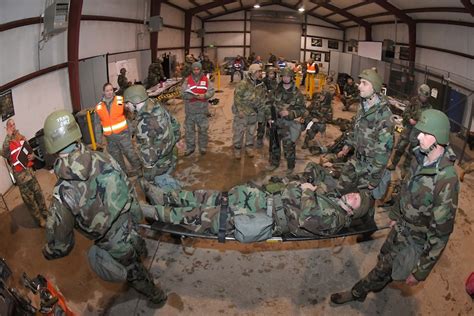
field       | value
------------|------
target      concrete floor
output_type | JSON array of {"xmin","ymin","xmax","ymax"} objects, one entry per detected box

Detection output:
[{"xmin": 1, "ymin": 76, "xmax": 473, "ymax": 315}]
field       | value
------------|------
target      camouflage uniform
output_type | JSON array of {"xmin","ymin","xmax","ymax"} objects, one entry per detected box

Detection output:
[
  {"xmin": 181, "ymin": 62, "xmax": 193, "ymax": 79},
  {"xmin": 390, "ymin": 96, "xmax": 432, "ymax": 173},
  {"xmin": 232, "ymin": 73, "xmax": 266, "ymax": 152},
  {"xmin": 117, "ymin": 71, "xmax": 130, "ymax": 96},
  {"xmin": 302, "ymin": 91, "xmax": 333, "ymax": 150},
  {"xmin": 146, "ymin": 61, "xmax": 164, "ymax": 89},
  {"xmin": 349, "ymin": 146, "xmax": 459, "ymax": 300},
  {"xmin": 135, "ymin": 98, "xmax": 181, "ymax": 183},
  {"xmin": 201, "ymin": 59, "xmax": 215, "ymax": 75},
  {"xmin": 1, "ymin": 134, "xmax": 48, "ymax": 226},
  {"xmin": 94, "ymin": 97, "xmax": 141, "ymax": 177},
  {"xmin": 43, "ymin": 143, "xmax": 165, "ymax": 303},
  {"xmin": 265, "ymin": 81, "xmax": 306, "ymax": 170},
  {"xmin": 144, "ymin": 164, "xmax": 368, "ymax": 237},
  {"xmin": 341, "ymin": 82, "xmax": 359, "ymax": 111},
  {"xmin": 337, "ymin": 94, "xmax": 394, "ymax": 195},
  {"xmin": 181, "ymin": 67, "xmax": 215, "ymax": 153},
  {"xmin": 257, "ymin": 72, "xmax": 279, "ymax": 145}
]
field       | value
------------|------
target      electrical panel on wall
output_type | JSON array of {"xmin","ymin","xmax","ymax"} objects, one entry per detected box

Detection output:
[
  {"xmin": 149, "ymin": 16, "xmax": 163, "ymax": 32},
  {"xmin": 43, "ymin": 0, "xmax": 70, "ymax": 37}
]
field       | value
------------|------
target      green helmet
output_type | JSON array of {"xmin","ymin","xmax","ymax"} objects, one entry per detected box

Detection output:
[
  {"xmin": 418, "ymin": 84, "xmax": 430, "ymax": 97},
  {"xmin": 266, "ymin": 66, "xmax": 277, "ymax": 74},
  {"xmin": 359, "ymin": 68, "xmax": 383, "ymax": 93},
  {"xmin": 280, "ymin": 67, "xmax": 294, "ymax": 78},
  {"xmin": 248, "ymin": 63, "xmax": 262, "ymax": 74},
  {"xmin": 43, "ymin": 110, "xmax": 82, "ymax": 154},
  {"xmin": 415, "ymin": 109, "xmax": 450, "ymax": 145},
  {"xmin": 124, "ymin": 85, "xmax": 148, "ymax": 104}
]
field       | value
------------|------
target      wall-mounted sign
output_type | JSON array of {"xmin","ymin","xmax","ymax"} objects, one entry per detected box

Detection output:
[
  {"xmin": 328, "ymin": 40, "xmax": 339, "ymax": 49},
  {"xmin": 311, "ymin": 37, "xmax": 322, "ymax": 47},
  {"xmin": 0, "ymin": 90, "xmax": 15, "ymax": 122}
]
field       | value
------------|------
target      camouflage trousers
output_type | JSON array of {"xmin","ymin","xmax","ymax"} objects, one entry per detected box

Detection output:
[
  {"xmin": 185, "ymin": 112, "xmax": 209, "ymax": 151},
  {"xmin": 256, "ymin": 112, "xmax": 266, "ymax": 142},
  {"xmin": 233, "ymin": 113, "xmax": 257, "ymax": 149},
  {"xmin": 96, "ymin": 212, "xmax": 164, "ymax": 302},
  {"xmin": 391, "ymin": 126, "xmax": 419, "ymax": 174},
  {"xmin": 270, "ymin": 119, "xmax": 301, "ymax": 169},
  {"xmin": 336, "ymin": 157, "xmax": 390, "ymax": 200},
  {"xmin": 15, "ymin": 169, "xmax": 48, "ymax": 225},
  {"xmin": 106, "ymin": 131, "xmax": 141, "ymax": 177}
]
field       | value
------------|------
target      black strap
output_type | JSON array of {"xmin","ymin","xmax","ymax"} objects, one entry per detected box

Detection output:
[{"xmin": 218, "ymin": 192, "xmax": 229, "ymax": 243}]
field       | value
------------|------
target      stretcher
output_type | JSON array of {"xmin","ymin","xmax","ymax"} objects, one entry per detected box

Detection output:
[{"xmin": 139, "ymin": 218, "xmax": 390, "ymax": 243}]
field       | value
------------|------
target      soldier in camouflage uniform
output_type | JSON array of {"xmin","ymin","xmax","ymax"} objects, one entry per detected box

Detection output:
[
  {"xmin": 117, "ymin": 68, "xmax": 131, "ymax": 96},
  {"xmin": 331, "ymin": 109, "xmax": 459, "ymax": 305},
  {"xmin": 256, "ymin": 67, "xmax": 279, "ymax": 148},
  {"xmin": 124, "ymin": 85, "xmax": 181, "ymax": 190},
  {"xmin": 265, "ymin": 67, "xmax": 306, "ymax": 174},
  {"xmin": 42, "ymin": 110, "xmax": 167, "ymax": 307},
  {"xmin": 180, "ymin": 54, "xmax": 194, "ymax": 79},
  {"xmin": 145, "ymin": 59, "xmax": 164, "ymax": 89},
  {"xmin": 341, "ymin": 77, "xmax": 359, "ymax": 111},
  {"xmin": 181, "ymin": 62, "xmax": 215, "ymax": 155},
  {"xmin": 1, "ymin": 119, "xmax": 48, "ymax": 227},
  {"xmin": 301, "ymin": 91, "xmax": 333, "ymax": 153},
  {"xmin": 388, "ymin": 84, "xmax": 432, "ymax": 176},
  {"xmin": 142, "ymin": 162, "xmax": 373, "ymax": 238},
  {"xmin": 232, "ymin": 64, "xmax": 266, "ymax": 159},
  {"xmin": 201, "ymin": 54, "xmax": 215, "ymax": 78},
  {"xmin": 336, "ymin": 69, "xmax": 394, "ymax": 199},
  {"xmin": 322, "ymin": 76, "xmax": 338, "ymax": 96}
]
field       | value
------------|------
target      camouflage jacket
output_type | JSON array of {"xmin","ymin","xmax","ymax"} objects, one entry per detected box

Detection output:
[
  {"xmin": 43, "ymin": 143, "xmax": 141, "ymax": 259},
  {"xmin": 346, "ymin": 94, "xmax": 394, "ymax": 186},
  {"xmin": 265, "ymin": 82, "xmax": 306, "ymax": 120},
  {"xmin": 402, "ymin": 96, "xmax": 432, "ymax": 126},
  {"xmin": 117, "ymin": 74, "xmax": 129, "ymax": 90},
  {"xmin": 282, "ymin": 181, "xmax": 349, "ymax": 236},
  {"xmin": 201, "ymin": 60, "xmax": 215, "ymax": 74},
  {"xmin": 263, "ymin": 77, "xmax": 278, "ymax": 92},
  {"xmin": 233, "ymin": 74, "xmax": 267, "ymax": 115},
  {"xmin": 181, "ymin": 72, "xmax": 215, "ymax": 114},
  {"xmin": 306, "ymin": 94, "xmax": 333, "ymax": 123},
  {"xmin": 136, "ymin": 99, "xmax": 181, "ymax": 179},
  {"xmin": 181, "ymin": 62, "xmax": 192, "ymax": 78},
  {"xmin": 389, "ymin": 146, "xmax": 459, "ymax": 281},
  {"xmin": 1, "ymin": 133, "xmax": 35, "ymax": 184},
  {"xmin": 343, "ymin": 83, "xmax": 358, "ymax": 98}
]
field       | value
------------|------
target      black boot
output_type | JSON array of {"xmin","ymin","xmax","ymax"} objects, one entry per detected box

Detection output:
[{"xmin": 330, "ymin": 291, "xmax": 359, "ymax": 305}]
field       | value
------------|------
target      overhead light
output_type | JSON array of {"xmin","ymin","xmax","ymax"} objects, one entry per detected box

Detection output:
[
  {"xmin": 298, "ymin": 7, "xmax": 305, "ymax": 12},
  {"xmin": 254, "ymin": 3, "xmax": 260, "ymax": 8}
]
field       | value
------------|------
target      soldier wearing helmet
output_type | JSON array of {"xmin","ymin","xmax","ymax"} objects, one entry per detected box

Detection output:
[
  {"xmin": 265, "ymin": 67, "xmax": 306, "ymax": 174},
  {"xmin": 232, "ymin": 63, "xmax": 266, "ymax": 159},
  {"xmin": 336, "ymin": 68, "xmax": 394, "ymax": 201},
  {"xmin": 388, "ymin": 83, "xmax": 433, "ymax": 176},
  {"xmin": 332, "ymin": 109, "xmax": 459, "ymax": 305},
  {"xmin": 42, "ymin": 110, "xmax": 167, "ymax": 307},
  {"xmin": 255, "ymin": 66, "xmax": 279, "ymax": 148},
  {"xmin": 117, "ymin": 67, "xmax": 131, "ymax": 95},
  {"xmin": 145, "ymin": 59, "xmax": 165, "ymax": 89},
  {"xmin": 123, "ymin": 85, "xmax": 181, "ymax": 190}
]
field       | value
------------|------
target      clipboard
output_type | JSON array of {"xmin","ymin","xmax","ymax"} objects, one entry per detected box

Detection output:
[{"xmin": 16, "ymin": 141, "xmax": 33, "ymax": 169}]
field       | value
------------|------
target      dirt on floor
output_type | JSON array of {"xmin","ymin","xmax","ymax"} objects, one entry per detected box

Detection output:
[{"xmin": 1, "ymin": 76, "xmax": 473, "ymax": 315}]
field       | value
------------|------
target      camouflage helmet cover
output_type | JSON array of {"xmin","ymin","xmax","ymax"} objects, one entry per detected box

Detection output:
[{"xmin": 124, "ymin": 85, "xmax": 148, "ymax": 104}]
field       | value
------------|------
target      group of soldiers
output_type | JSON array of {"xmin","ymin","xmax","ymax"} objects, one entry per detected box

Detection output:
[{"xmin": 1, "ymin": 52, "xmax": 461, "ymax": 309}]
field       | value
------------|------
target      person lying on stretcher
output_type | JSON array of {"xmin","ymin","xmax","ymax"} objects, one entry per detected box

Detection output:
[{"xmin": 141, "ymin": 163, "xmax": 373, "ymax": 242}]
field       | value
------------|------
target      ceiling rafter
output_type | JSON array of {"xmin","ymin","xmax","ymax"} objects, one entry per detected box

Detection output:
[
  {"xmin": 276, "ymin": 1, "xmax": 345, "ymax": 28},
  {"xmin": 188, "ymin": 0, "xmax": 238, "ymax": 15},
  {"xmin": 460, "ymin": 0, "xmax": 474, "ymax": 17},
  {"xmin": 313, "ymin": 1, "xmax": 371, "ymax": 28},
  {"xmin": 372, "ymin": 0, "xmax": 414, "ymax": 25},
  {"xmin": 323, "ymin": 0, "xmax": 376, "ymax": 18},
  {"xmin": 202, "ymin": 1, "xmax": 344, "ymax": 29}
]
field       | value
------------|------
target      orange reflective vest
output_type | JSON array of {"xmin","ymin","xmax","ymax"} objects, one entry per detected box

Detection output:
[
  {"xmin": 9, "ymin": 139, "xmax": 33, "ymax": 172},
  {"xmin": 187, "ymin": 75, "xmax": 209, "ymax": 102},
  {"xmin": 95, "ymin": 96, "xmax": 128, "ymax": 136},
  {"xmin": 307, "ymin": 63, "xmax": 318, "ymax": 74}
]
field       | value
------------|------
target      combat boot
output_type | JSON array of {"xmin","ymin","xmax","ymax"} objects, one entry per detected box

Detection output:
[
  {"xmin": 234, "ymin": 148, "xmax": 241, "ymax": 160},
  {"xmin": 330, "ymin": 291, "xmax": 360, "ymax": 305},
  {"xmin": 255, "ymin": 138, "xmax": 264, "ymax": 148},
  {"xmin": 245, "ymin": 147, "xmax": 254, "ymax": 158},
  {"xmin": 149, "ymin": 287, "xmax": 168, "ymax": 308}
]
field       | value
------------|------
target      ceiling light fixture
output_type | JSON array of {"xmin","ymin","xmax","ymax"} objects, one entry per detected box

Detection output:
[
  {"xmin": 298, "ymin": 7, "xmax": 305, "ymax": 12},
  {"xmin": 254, "ymin": 3, "xmax": 260, "ymax": 9}
]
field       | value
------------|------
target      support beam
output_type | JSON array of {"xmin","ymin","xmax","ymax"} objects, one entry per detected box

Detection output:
[
  {"xmin": 373, "ymin": 0, "xmax": 416, "ymax": 62},
  {"xmin": 150, "ymin": 0, "xmax": 162, "ymax": 63},
  {"xmin": 189, "ymin": 0, "xmax": 237, "ymax": 15},
  {"xmin": 243, "ymin": 10, "xmax": 247, "ymax": 58},
  {"xmin": 184, "ymin": 11, "xmax": 192, "ymax": 54},
  {"xmin": 67, "ymin": 0, "xmax": 83, "ymax": 113},
  {"xmin": 460, "ymin": 0, "xmax": 474, "ymax": 17}
]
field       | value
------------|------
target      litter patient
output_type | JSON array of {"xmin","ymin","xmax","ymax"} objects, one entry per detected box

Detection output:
[{"xmin": 141, "ymin": 163, "xmax": 373, "ymax": 242}]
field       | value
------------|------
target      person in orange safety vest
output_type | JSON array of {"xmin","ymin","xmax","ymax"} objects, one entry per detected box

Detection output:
[{"xmin": 94, "ymin": 82, "xmax": 141, "ymax": 177}]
